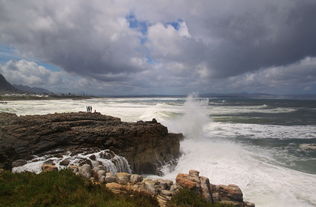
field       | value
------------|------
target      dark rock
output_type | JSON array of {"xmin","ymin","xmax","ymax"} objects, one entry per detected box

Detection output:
[
  {"xmin": 12, "ymin": 159, "xmax": 27, "ymax": 167},
  {"xmin": 89, "ymin": 154, "xmax": 96, "ymax": 160},
  {"xmin": 0, "ymin": 112, "xmax": 182, "ymax": 174},
  {"xmin": 60, "ymin": 158, "xmax": 70, "ymax": 166}
]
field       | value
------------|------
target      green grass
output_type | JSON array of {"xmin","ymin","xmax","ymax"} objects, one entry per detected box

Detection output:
[
  {"xmin": 0, "ymin": 170, "xmax": 158, "ymax": 207},
  {"xmin": 168, "ymin": 188, "xmax": 233, "ymax": 207},
  {"xmin": 0, "ymin": 170, "xmax": 233, "ymax": 207}
]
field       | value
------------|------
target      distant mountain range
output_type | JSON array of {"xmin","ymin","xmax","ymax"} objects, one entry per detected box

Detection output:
[
  {"xmin": 0, "ymin": 73, "xmax": 53, "ymax": 95},
  {"xmin": 0, "ymin": 74, "xmax": 18, "ymax": 93},
  {"xmin": 13, "ymin": 84, "xmax": 52, "ymax": 94}
]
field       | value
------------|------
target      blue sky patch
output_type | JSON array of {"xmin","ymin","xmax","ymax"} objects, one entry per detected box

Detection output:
[
  {"xmin": 0, "ymin": 44, "xmax": 61, "ymax": 71},
  {"xmin": 126, "ymin": 14, "xmax": 148, "ymax": 35},
  {"xmin": 165, "ymin": 19, "xmax": 183, "ymax": 30}
]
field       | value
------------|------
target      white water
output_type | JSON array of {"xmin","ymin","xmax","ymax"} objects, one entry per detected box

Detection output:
[
  {"xmin": 1, "ymin": 97, "xmax": 316, "ymax": 207},
  {"xmin": 12, "ymin": 150, "xmax": 131, "ymax": 174}
]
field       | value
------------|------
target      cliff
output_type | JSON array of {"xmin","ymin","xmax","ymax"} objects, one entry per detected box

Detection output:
[{"xmin": 0, "ymin": 112, "xmax": 182, "ymax": 174}]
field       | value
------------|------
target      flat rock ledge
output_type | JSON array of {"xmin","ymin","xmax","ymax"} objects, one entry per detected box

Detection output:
[
  {"xmin": 0, "ymin": 112, "xmax": 182, "ymax": 174},
  {"xmin": 46, "ymin": 162, "xmax": 254, "ymax": 207}
]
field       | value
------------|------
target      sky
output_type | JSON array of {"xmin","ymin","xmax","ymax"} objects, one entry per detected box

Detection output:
[{"xmin": 0, "ymin": 0, "xmax": 316, "ymax": 96}]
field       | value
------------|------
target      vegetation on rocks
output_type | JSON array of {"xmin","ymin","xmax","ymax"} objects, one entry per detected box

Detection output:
[
  {"xmin": 0, "ymin": 170, "xmax": 158, "ymax": 207},
  {"xmin": 168, "ymin": 188, "xmax": 232, "ymax": 207}
]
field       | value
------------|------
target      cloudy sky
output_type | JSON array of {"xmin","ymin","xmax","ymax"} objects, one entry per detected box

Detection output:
[{"xmin": 0, "ymin": 0, "xmax": 316, "ymax": 95}]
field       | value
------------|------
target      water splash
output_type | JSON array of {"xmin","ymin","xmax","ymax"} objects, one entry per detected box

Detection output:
[
  {"xmin": 12, "ymin": 149, "xmax": 131, "ymax": 174},
  {"xmin": 171, "ymin": 94, "xmax": 210, "ymax": 139}
]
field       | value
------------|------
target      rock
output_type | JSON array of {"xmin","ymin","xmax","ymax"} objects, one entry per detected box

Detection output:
[
  {"xmin": 176, "ymin": 173, "xmax": 198, "ymax": 190},
  {"xmin": 89, "ymin": 154, "xmax": 96, "ymax": 160},
  {"xmin": 219, "ymin": 200, "xmax": 243, "ymax": 207},
  {"xmin": 244, "ymin": 201, "xmax": 256, "ymax": 207},
  {"xmin": 105, "ymin": 172, "xmax": 116, "ymax": 183},
  {"xmin": 217, "ymin": 184, "xmax": 243, "ymax": 202},
  {"xmin": 143, "ymin": 179, "xmax": 158, "ymax": 195},
  {"xmin": 189, "ymin": 169, "xmax": 200, "ymax": 177},
  {"xmin": 41, "ymin": 163, "xmax": 58, "ymax": 172},
  {"xmin": 156, "ymin": 194, "xmax": 171, "ymax": 207},
  {"xmin": 60, "ymin": 158, "xmax": 70, "ymax": 166},
  {"xmin": 101, "ymin": 170, "xmax": 254, "ymax": 207},
  {"xmin": 160, "ymin": 190, "xmax": 173, "ymax": 196},
  {"xmin": 170, "ymin": 184, "xmax": 179, "ymax": 192},
  {"xmin": 99, "ymin": 175, "xmax": 106, "ymax": 183},
  {"xmin": 116, "ymin": 172, "xmax": 130, "ymax": 185},
  {"xmin": 130, "ymin": 174, "xmax": 143, "ymax": 184},
  {"xmin": 106, "ymin": 182, "xmax": 125, "ymax": 194},
  {"xmin": 68, "ymin": 164, "xmax": 78, "ymax": 173},
  {"xmin": 78, "ymin": 164, "xmax": 92, "ymax": 178},
  {"xmin": 200, "ymin": 176, "xmax": 213, "ymax": 202},
  {"xmin": 157, "ymin": 179, "xmax": 173, "ymax": 190},
  {"xmin": 12, "ymin": 159, "xmax": 27, "ymax": 167},
  {"xmin": 0, "ymin": 112, "xmax": 182, "ymax": 174},
  {"xmin": 97, "ymin": 170, "xmax": 106, "ymax": 179}
]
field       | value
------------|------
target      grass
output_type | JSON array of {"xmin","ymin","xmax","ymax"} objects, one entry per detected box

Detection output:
[
  {"xmin": 0, "ymin": 170, "xmax": 233, "ymax": 207},
  {"xmin": 168, "ymin": 188, "xmax": 233, "ymax": 207},
  {"xmin": 0, "ymin": 170, "xmax": 158, "ymax": 207}
]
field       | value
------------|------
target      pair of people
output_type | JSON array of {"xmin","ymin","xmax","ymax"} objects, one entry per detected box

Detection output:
[{"xmin": 86, "ymin": 106, "xmax": 93, "ymax": 112}]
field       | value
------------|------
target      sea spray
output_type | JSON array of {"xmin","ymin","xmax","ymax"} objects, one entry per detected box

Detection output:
[{"xmin": 168, "ymin": 94, "xmax": 210, "ymax": 139}]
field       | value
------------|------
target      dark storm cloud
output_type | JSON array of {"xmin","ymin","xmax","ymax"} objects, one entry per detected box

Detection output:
[
  {"xmin": 0, "ymin": 0, "xmax": 145, "ymax": 81},
  {"xmin": 206, "ymin": 0, "xmax": 316, "ymax": 77},
  {"xmin": 0, "ymin": 0, "xmax": 315, "ymax": 94}
]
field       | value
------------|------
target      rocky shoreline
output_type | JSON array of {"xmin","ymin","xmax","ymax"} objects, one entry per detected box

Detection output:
[
  {"xmin": 0, "ymin": 112, "xmax": 182, "ymax": 174},
  {"xmin": 38, "ymin": 161, "xmax": 254, "ymax": 207},
  {"xmin": 0, "ymin": 111, "xmax": 255, "ymax": 206}
]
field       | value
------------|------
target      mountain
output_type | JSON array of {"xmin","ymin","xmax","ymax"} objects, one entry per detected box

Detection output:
[
  {"xmin": 13, "ymin": 84, "xmax": 53, "ymax": 94},
  {"xmin": 0, "ymin": 74, "xmax": 18, "ymax": 93}
]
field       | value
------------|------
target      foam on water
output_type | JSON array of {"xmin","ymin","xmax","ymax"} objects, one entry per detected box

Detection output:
[
  {"xmin": 162, "ymin": 138, "xmax": 316, "ymax": 207},
  {"xmin": 206, "ymin": 122, "xmax": 316, "ymax": 139},
  {"xmin": 160, "ymin": 96, "xmax": 316, "ymax": 207},
  {"xmin": 13, "ymin": 150, "xmax": 131, "ymax": 174}
]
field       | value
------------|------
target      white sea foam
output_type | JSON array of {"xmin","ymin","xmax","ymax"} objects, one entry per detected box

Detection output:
[
  {"xmin": 12, "ymin": 150, "xmax": 131, "ymax": 174},
  {"xmin": 162, "ymin": 138, "xmax": 316, "ymax": 207},
  {"xmin": 206, "ymin": 122, "xmax": 316, "ymax": 139}
]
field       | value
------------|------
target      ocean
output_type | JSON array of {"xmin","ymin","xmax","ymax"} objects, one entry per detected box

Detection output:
[{"xmin": 1, "ymin": 95, "xmax": 316, "ymax": 207}]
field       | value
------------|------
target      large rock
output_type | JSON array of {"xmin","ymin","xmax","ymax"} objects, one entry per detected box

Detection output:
[
  {"xmin": 0, "ymin": 112, "xmax": 182, "ymax": 174},
  {"xmin": 176, "ymin": 170, "xmax": 255, "ymax": 207}
]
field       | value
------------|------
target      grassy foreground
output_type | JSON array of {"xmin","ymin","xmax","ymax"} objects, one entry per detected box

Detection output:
[{"xmin": 0, "ymin": 170, "xmax": 231, "ymax": 207}]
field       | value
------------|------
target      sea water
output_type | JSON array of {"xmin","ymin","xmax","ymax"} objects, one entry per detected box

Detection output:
[{"xmin": 1, "ymin": 96, "xmax": 316, "ymax": 207}]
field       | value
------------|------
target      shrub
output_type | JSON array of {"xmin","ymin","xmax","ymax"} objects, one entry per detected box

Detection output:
[{"xmin": 168, "ymin": 188, "xmax": 232, "ymax": 207}]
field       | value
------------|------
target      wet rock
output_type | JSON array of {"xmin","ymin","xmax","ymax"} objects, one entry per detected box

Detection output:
[
  {"xmin": 78, "ymin": 164, "xmax": 91, "ymax": 178},
  {"xmin": 12, "ymin": 159, "xmax": 27, "ymax": 167},
  {"xmin": 0, "ymin": 112, "xmax": 182, "ymax": 174},
  {"xmin": 89, "ymin": 154, "xmax": 96, "ymax": 160},
  {"xmin": 41, "ymin": 163, "xmax": 58, "ymax": 172},
  {"xmin": 60, "ymin": 158, "xmax": 70, "ymax": 166}
]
